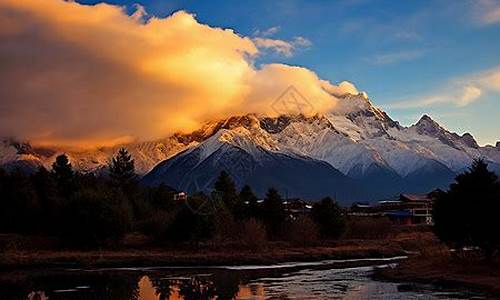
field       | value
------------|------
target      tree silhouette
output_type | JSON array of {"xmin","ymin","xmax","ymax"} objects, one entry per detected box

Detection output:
[
  {"xmin": 239, "ymin": 185, "xmax": 259, "ymax": 219},
  {"xmin": 311, "ymin": 197, "xmax": 346, "ymax": 239},
  {"xmin": 51, "ymin": 154, "xmax": 75, "ymax": 196},
  {"xmin": 433, "ymin": 158, "xmax": 500, "ymax": 259},
  {"xmin": 32, "ymin": 166, "xmax": 60, "ymax": 232},
  {"xmin": 109, "ymin": 148, "xmax": 137, "ymax": 186},
  {"xmin": 262, "ymin": 188, "xmax": 286, "ymax": 238},
  {"xmin": 52, "ymin": 154, "xmax": 73, "ymax": 180},
  {"xmin": 214, "ymin": 171, "xmax": 240, "ymax": 214}
]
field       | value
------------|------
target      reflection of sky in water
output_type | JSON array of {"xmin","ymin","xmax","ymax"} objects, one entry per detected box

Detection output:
[{"xmin": 20, "ymin": 260, "xmax": 489, "ymax": 300}]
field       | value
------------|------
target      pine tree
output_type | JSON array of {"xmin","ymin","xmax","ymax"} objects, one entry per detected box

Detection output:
[
  {"xmin": 239, "ymin": 185, "xmax": 259, "ymax": 219},
  {"xmin": 52, "ymin": 154, "xmax": 73, "ymax": 182},
  {"xmin": 213, "ymin": 171, "xmax": 239, "ymax": 212},
  {"xmin": 311, "ymin": 197, "xmax": 346, "ymax": 239},
  {"xmin": 214, "ymin": 171, "xmax": 237, "ymax": 197},
  {"xmin": 433, "ymin": 158, "xmax": 500, "ymax": 260},
  {"xmin": 51, "ymin": 154, "xmax": 75, "ymax": 196},
  {"xmin": 262, "ymin": 188, "xmax": 286, "ymax": 238},
  {"xmin": 109, "ymin": 148, "xmax": 137, "ymax": 186},
  {"xmin": 32, "ymin": 166, "xmax": 60, "ymax": 231}
]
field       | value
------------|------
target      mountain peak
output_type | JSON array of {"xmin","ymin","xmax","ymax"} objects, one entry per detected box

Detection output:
[
  {"xmin": 412, "ymin": 115, "xmax": 481, "ymax": 150},
  {"xmin": 414, "ymin": 114, "xmax": 443, "ymax": 133},
  {"xmin": 460, "ymin": 132, "xmax": 479, "ymax": 149},
  {"xmin": 417, "ymin": 114, "xmax": 437, "ymax": 125}
]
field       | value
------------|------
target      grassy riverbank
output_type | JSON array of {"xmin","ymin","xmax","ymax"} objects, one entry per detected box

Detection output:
[
  {"xmin": 0, "ymin": 227, "xmax": 435, "ymax": 270},
  {"xmin": 1, "ymin": 239, "xmax": 405, "ymax": 271},
  {"xmin": 7, "ymin": 227, "xmax": 500, "ymax": 296},
  {"xmin": 375, "ymin": 246, "xmax": 500, "ymax": 296}
]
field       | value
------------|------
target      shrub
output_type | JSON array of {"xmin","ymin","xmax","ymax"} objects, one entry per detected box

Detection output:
[
  {"xmin": 166, "ymin": 196, "xmax": 217, "ymax": 242},
  {"xmin": 241, "ymin": 218, "xmax": 267, "ymax": 250},
  {"xmin": 137, "ymin": 209, "xmax": 174, "ymax": 239},
  {"xmin": 286, "ymin": 216, "xmax": 319, "ymax": 246},
  {"xmin": 212, "ymin": 207, "xmax": 240, "ymax": 241},
  {"xmin": 344, "ymin": 217, "xmax": 393, "ymax": 239},
  {"xmin": 58, "ymin": 188, "xmax": 133, "ymax": 247}
]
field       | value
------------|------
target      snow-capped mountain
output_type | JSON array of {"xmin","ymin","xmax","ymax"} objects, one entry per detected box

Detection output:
[
  {"xmin": 2, "ymin": 92, "xmax": 499, "ymax": 203},
  {"xmin": 143, "ymin": 93, "xmax": 500, "ymax": 202}
]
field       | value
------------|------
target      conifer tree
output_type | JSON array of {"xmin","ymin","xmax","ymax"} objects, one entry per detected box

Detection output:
[
  {"xmin": 311, "ymin": 197, "xmax": 345, "ymax": 239},
  {"xmin": 51, "ymin": 154, "xmax": 75, "ymax": 196},
  {"xmin": 239, "ymin": 184, "xmax": 259, "ymax": 219},
  {"xmin": 214, "ymin": 170, "xmax": 239, "ymax": 213},
  {"xmin": 262, "ymin": 188, "xmax": 286, "ymax": 238},
  {"xmin": 109, "ymin": 148, "xmax": 137, "ymax": 186},
  {"xmin": 434, "ymin": 158, "xmax": 500, "ymax": 259}
]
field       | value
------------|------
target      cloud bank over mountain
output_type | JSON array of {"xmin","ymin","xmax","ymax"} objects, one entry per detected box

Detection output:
[{"xmin": 0, "ymin": 0, "xmax": 359, "ymax": 148}]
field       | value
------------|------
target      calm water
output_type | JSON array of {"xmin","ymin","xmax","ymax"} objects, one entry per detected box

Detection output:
[{"xmin": 1, "ymin": 257, "xmax": 490, "ymax": 300}]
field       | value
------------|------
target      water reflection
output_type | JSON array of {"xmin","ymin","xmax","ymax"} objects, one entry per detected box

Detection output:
[{"xmin": 3, "ymin": 260, "xmax": 491, "ymax": 300}]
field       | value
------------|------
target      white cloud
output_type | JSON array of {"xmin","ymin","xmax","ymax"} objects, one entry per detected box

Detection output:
[
  {"xmin": 254, "ymin": 26, "xmax": 281, "ymax": 37},
  {"xmin": 252, "ymin": 26, "xmax": 311, "ymax": 57},
  {"xmin": 253, "ymin": 36, "xmax": 312, "ymax": 57},
  {"xmin": 293, "ymin": 36, "xmax": 312, "ymax": 47},
  {"xmin": 458, "ymin": 85, "xmax": 482, "ymax": 106},
  {"xmin": 253, "ymin": 37, "xmax": 295, "ymax": 57},
  {"xmin": 387, "ymin": 67, "xmax": 500, "ymax": 109}
]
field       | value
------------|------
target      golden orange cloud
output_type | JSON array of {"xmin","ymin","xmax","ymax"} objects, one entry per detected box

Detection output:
[{"xmin": 0, "ymin": 0, "xmax": 359, "ymax": 148}]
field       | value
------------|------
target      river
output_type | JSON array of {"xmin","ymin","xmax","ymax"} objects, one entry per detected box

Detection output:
[{"xmin": 1, "ymin": 256, "xmax": 490, "ymax": 299}]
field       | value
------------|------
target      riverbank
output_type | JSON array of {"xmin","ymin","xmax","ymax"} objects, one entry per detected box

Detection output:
[
  {"xmin": 1, "ymin": 240, "xmax": 405, "ymax": 271},
  {"xmin": 375, "ymin": 251, "xmax": 500, "ymax": 296},
  {"xmin": 0, "ymin": 229, "xmax": 438, "ymax": 271},
  {"xmin": 6, "ymin": 226, "xmax": 441, "ymax": 269}
]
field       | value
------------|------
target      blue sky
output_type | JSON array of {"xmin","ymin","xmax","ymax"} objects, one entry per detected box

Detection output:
[{"xmin": 79, "ymin": 0, "xmax": 500, "ymax": 145}]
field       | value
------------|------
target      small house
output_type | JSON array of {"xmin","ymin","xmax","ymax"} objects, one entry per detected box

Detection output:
[{"xmin": 173, "ymin": 192, "xmax": 188, "ymax": 201}]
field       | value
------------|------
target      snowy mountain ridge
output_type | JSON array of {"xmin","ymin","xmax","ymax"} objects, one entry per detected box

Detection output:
[{"xmin": 1, "ymin": 92, "xmax": 499, "ymax": 201}]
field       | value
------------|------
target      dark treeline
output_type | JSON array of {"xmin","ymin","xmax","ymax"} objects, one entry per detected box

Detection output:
[
  {"xmin": 433, "ymin": 159, "xmax": 500, "ymax": 260},
  {"xmin": 0, "ymin": 148, "xmax": 346, "ymax": 248}
]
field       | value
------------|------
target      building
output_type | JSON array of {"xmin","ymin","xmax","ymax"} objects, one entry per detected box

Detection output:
[
  {"xmin": 173, "ymin": 192, "xmax": 188, "ymax": 201},
  {"xmin": 381, "ymin": 193, "xmax": 435, "ymax": 225},
  {"xmin": 349, "ymin": 190, "xmax": 440, "ymax": 225},
  {"xmin": 283, "ymin": 198, "xmax": 313, "ymax": 218},
  {"xmin": 399, "ymin": 193, "xmax": 434, "ymax": 224}
]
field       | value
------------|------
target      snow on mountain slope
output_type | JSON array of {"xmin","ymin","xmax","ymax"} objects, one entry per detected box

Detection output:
[
  {"xmin": 0, "ymin": 135, "xmax": 197, "ymax": 175},
  {"xmin": 2, "ymin": 90, "xmax": 499, "ymax": 201},
  {"xmin": 143, "ymin": 128, "xmax": 360, "ymax": 200}
]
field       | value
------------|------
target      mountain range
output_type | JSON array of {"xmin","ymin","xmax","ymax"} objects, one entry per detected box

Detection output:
[{"xmin": 2, "ymin": 92, "xmax": 499, "ymax": 203}]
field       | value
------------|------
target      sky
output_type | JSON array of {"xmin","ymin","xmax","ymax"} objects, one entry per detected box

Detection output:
[{"xmin": 0, "ymin": 0, "xmax": 499, "ymax": 147}]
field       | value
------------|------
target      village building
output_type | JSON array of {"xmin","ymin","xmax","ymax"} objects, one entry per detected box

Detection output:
[
  {"xmin": 173, "ymin": 192, "xmax": 188, "ymax": 201},
  {"xmin": 283, "ymin": 198, "xmax": 313, "ymax": 218},
  {"xmin": 349, "ymin": 190, "xmax": 440, "ymax": 225}
]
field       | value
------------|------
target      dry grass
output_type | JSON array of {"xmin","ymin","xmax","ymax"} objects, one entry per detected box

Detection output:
[
  {"xmin": 0, "ymin": 226, "xmax": 439, "ymax": 271},
  {"xmin": 240, "ymin": 219, "xmax": 267, "ymax": 251},
  {"xmin": 344, "ymin": 217, "xmax": 395, "ymax": 240},
  {"xmin": 376, "ymin": 246, "xmax": 500, "ymax": 296}
]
